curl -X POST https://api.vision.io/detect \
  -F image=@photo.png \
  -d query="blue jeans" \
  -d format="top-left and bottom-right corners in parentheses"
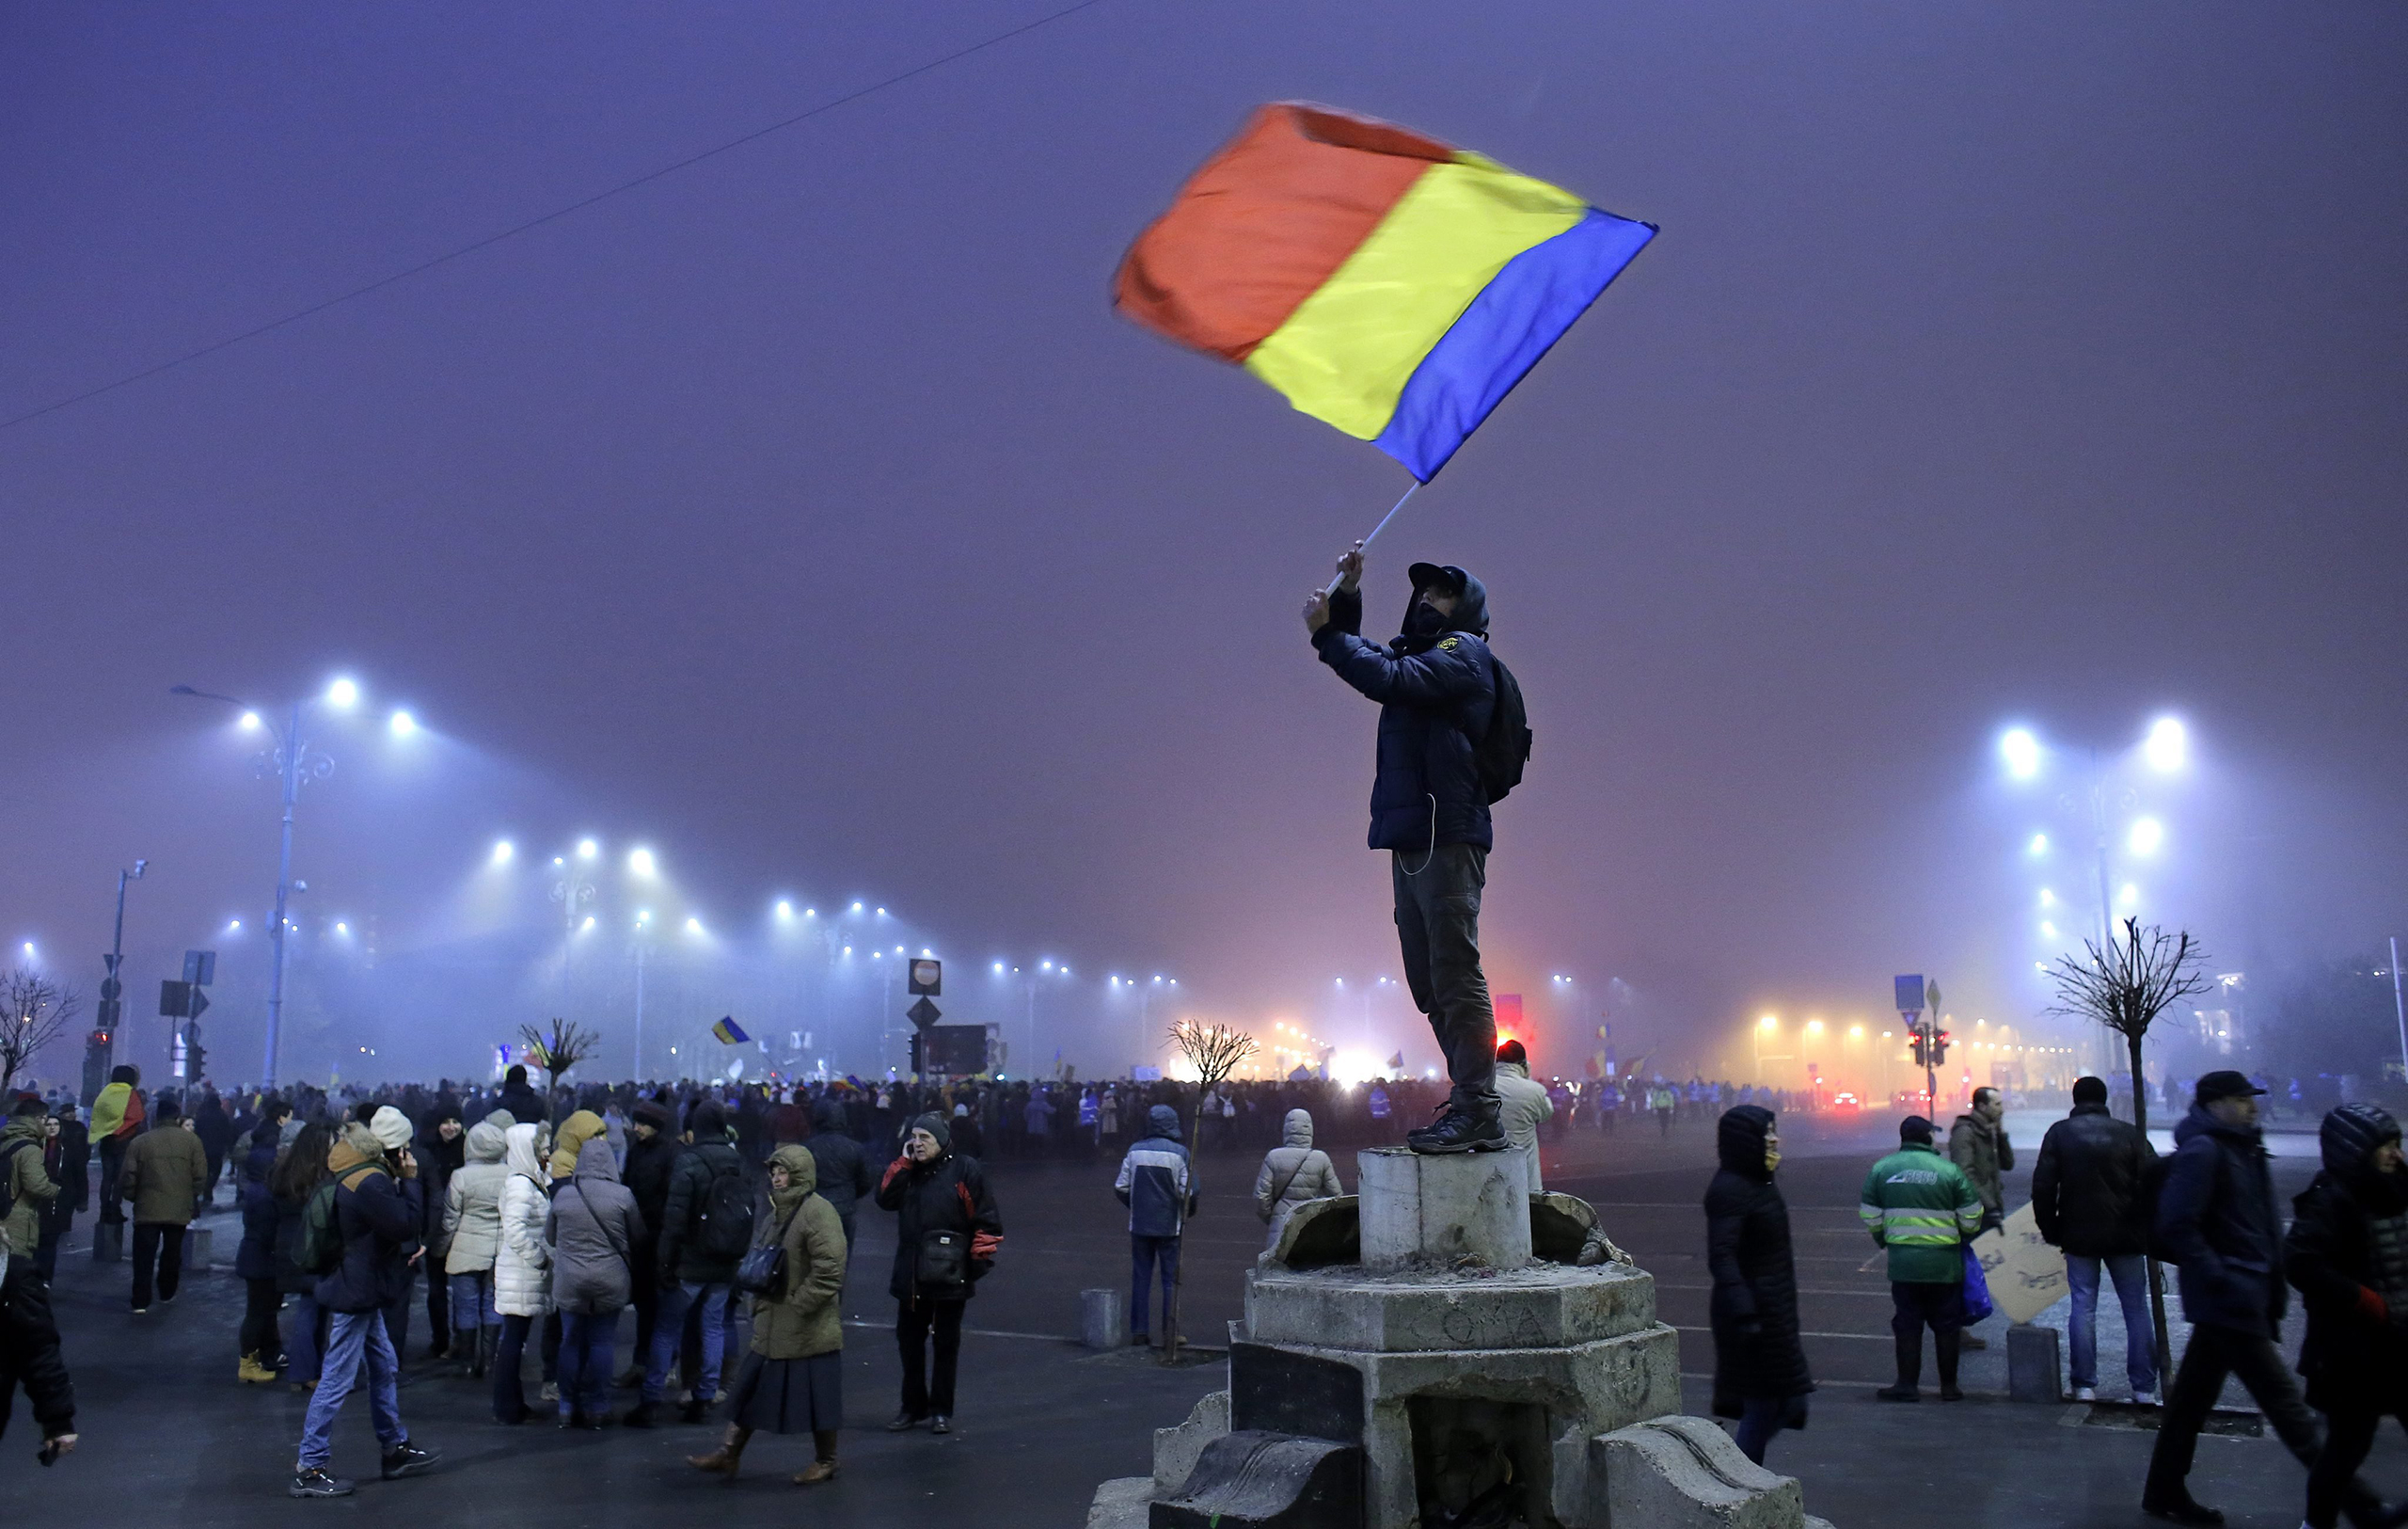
top-left (1733, 1396), bottom-right (1785, 1465)
top-left (298, 1310), bottom-right (405, 1471)
top-left (558, 1309), bottom-right (619, 1419)
top-left (1131, 1234), bottom-right (1180, 1336)
top-left (2067, 1252), bottom-right (2157, 1393)
top-left (646, 1281), bottom-right (730, 1401)
top-left (446, 1271), bottom-right (498, 1333)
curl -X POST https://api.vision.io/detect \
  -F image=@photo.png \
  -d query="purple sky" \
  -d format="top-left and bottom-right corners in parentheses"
top-left (5, 1), bottom-right (2404, 1081)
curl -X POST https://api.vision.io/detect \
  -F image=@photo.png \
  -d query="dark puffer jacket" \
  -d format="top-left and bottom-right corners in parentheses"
top-left (874, 1146), bottom-right (1002, 1304)
top-left (314, 1128), bottom-right (425, 1314)
top-left (2283, 1106), bottom-right (2408, 1410)
top-left (2032, 1102), bottom-right (2157, 1258)
top-left (804, 1099), bottom-right (873, 1236)
top-left (1704, 1106), bottom-right (1812, 1412)
top-left (658, 1132), bottom-right (746, 1285)
top-left (1311, 566), bottom-right (1499, 853)
top-left (2158, 1105), bottom-right (2286, 1337)
top-left (233, 1123), bottom-right (282, 1282)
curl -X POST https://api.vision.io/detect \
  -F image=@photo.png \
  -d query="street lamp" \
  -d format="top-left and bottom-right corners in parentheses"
top-left (89, 859), bottom-right (147, 1099)
top-left (1999, 715), bottom-right (2192, 962)
top-left (173, 677), bottom-right (372, 1086)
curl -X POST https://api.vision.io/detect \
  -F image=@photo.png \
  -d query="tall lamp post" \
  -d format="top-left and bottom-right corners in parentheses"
top-left (174, 678), bottom-right (372, 1087)
top-left (87, 859), bottom-right (148, 1103)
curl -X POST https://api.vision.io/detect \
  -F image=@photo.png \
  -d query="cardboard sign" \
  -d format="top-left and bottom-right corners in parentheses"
top-left (1972, 1202), bottom-right (2067, 1325)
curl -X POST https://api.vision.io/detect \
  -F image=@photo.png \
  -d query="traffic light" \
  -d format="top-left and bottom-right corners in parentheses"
top-left (1930, 1029), bottom-right (1950, 1066)
top-left (1909, 1028), bottom-right (1929, 1068)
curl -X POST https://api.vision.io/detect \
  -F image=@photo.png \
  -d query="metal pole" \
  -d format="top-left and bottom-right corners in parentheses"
top-left (633, 936), bottom-right (647, 1080)
top-left (263, 702), bottom-right (302, 1087)
top-left (2391, 937), bottom-right (2406, 1088)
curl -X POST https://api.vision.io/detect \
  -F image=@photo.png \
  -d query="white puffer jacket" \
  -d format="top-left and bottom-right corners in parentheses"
top-left (494, 1123), bottom-right (554, 1318)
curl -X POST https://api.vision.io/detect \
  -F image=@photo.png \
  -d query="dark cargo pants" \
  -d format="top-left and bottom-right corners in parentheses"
top-left (1391, 842), bottom-right (1497, 1106)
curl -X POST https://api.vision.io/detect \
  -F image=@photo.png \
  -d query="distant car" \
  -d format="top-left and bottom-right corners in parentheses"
top-left (1893, 1089), bottom-right (1935, 1113)
top-left (1828, 1091), bottom-right (1861, 1114)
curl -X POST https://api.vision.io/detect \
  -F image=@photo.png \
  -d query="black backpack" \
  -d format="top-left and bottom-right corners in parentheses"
top-left (697, 1163), bottom-right (754, 1261)
top-left (1473, 652), bottom-right (1532, 804)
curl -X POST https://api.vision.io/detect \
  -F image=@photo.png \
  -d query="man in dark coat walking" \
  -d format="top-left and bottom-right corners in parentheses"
top-left (2032, 1076), bottom-right (2160, 1403)
top-left (642, 1101), bottom-right (744, 1424)
top-left (2284, 1105), bottom-right (2408, 1529)
top-left (618, 1098), bottom-right (679, 1396)
top-left (2143, 1072), bottom-right (2384, 1526)
top-left (1705, 1106), bottom-right (1811, 1463)
top-left (1305, 542), bottom-right (1505, 1155)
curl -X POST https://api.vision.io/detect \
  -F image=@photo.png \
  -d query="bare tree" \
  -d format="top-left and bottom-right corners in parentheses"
top-left (2047, 916), bottom-right (2213, 1386)
top-left (0, 968), bottom-right (81, 1097)
top-left (518, 1018), bottom-right (601, 1093)
top-left (1159, 1020), bottom-right (1259, 1362)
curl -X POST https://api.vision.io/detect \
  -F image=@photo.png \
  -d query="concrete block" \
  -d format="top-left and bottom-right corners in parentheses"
top-left (1087, 1476), bottom-right (1154, 1529)
top-left (2007, 1321), bottom-right (2062, 1403)
top-left (1083, 1287), bottom-right (1127, 1349)
top-left (183, 1225), bottom-right (214, 1268)
top-left (1265, 1195), bottom-right (1359, 1270)
top-left (1153, 1389), bottom-right (1230, 1497)
top-left (1245, 1262), bottom-right (1658, 1353)
top-left (1357, 1148), bottom-right (1530, 1272)
top-left (1592, 1415), bottom-right (1805, 1529)
top-left (1150, 1432), bottom-right (1363, 1529)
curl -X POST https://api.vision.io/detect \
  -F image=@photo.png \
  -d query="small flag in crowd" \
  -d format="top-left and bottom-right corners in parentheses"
top-left (711, 1015), bottom-right (749, 1045)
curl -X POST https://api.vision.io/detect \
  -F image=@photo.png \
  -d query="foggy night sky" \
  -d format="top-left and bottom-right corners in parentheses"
top-left (4, 1), bottom-right (2404, 1079)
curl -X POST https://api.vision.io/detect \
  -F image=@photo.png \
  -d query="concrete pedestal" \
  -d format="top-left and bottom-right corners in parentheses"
top-left (1357, 1149), bottom-right (1530, 1272)
top-left (2006, 1322), bottom-right (2062, 1403)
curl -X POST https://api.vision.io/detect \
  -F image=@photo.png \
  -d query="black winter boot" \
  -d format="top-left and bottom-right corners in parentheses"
top-left (1935, 1328), bottom-right (1963, 1401)
top-left (1876, 1330), bottom-right (1922, 1401)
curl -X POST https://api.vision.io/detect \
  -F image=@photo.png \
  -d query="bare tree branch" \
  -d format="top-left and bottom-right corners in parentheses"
top-left (518, 1018), bottom-right (601, 1091)
top-left (0, 968), bottom-right (82, 1096)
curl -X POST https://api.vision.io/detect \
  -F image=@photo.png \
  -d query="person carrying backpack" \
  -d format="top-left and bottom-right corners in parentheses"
top-left (641, 1101), bottom-right (747, 1425)
top-left (1304, 543), bottom-right (1526, 1155)
top-left (290, 1120), bottom-right (438, 1498)
top-left (1, 1096), bottom-right (61, 1272)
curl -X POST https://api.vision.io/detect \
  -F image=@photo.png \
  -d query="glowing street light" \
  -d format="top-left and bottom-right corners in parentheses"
top-left (325, 677), bottom-right (360, 709)
top-left (2128, 818), bottom-right (2164, 855)
top-left (578, 838), bottom-right (599, 860)
top-left (388, 709), bottom-right (417, 737)
top-left (627, 847), bottom-right (657, 878)
top-left (2144, 716), bottom-right (2187, 772)
top-left (239, 710), bottom-right (261, 730)
top-left (2000, 727), bottom-right (2042, 780)
top-left (491, 839), bottom-right (515, 866)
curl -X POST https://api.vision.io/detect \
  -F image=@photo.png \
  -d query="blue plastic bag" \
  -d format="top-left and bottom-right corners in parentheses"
top-left (1960, 1242), bottom-right (1996, 1324)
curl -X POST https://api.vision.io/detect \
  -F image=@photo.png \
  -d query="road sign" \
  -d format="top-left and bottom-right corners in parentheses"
top-left (907, 996), bottom-right (943, 1032)
top-left (183, 949), bottom-right (216, 986)
top-left (921, 1024), bottom-right (988, 1075)
top-left (1925, 979), bottom-right (1942, 1013)
top-left (100, 978), bottom-right (121, 1002)
top-left (188, 987), bottom-right (209, 1020)
top-left (103, 952), bottom-right (120, 975)
top-left (159, 980), bottom-right (189, 1018)
top-left (1893, 975), bottom-right (1925, 1014)
top-left (909, 959), bottom-right (942, 996)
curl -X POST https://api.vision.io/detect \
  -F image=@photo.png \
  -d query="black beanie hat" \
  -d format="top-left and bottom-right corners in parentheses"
top-left (911, 1112), bottom-right (952, 1150)
top-left (2321, 1104), bottom-right (2401, 1181)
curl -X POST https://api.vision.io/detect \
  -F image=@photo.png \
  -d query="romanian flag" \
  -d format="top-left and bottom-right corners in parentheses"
top-left (710, 1015), bottom-right (748, 1045)
top-left (1115, 104), bottom-right (1656, 482)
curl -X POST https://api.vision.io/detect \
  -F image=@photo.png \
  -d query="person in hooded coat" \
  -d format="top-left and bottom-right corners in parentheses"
top-left (1492, 1041), bottom-right (1554, 1192)
top-left (1306, 547), bottom-right (1506, 1155)
top-left (688, 1143), bottom-right (848, 1485)
top-left (546, 1128), bottom-right (644, 1427)
top-left (233, 1115), bottom-right (286, 1383)
top-left (1705, 1106), bottom-right (1812, 1464)
top-left (495, 1066), bottom-right (544, 1131)
top-left (441, 1116), bottom-right (511, 1378)
top-left (418, 1105), bottom-right (466, 1360)
top-left (491, 1123), bottom-right (553, 1425)
top-left (618, 1098), bottom-right (679, 1391)
top-left (2286, 1104), bottom-right (2408, 1529)
top-left (1116, 1105), bottom-right (1197, 1346)
top-left (804, 1097), bottom-right (873, 1250)
top-left (1253, 1108), bottom-right (1344, 1250)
